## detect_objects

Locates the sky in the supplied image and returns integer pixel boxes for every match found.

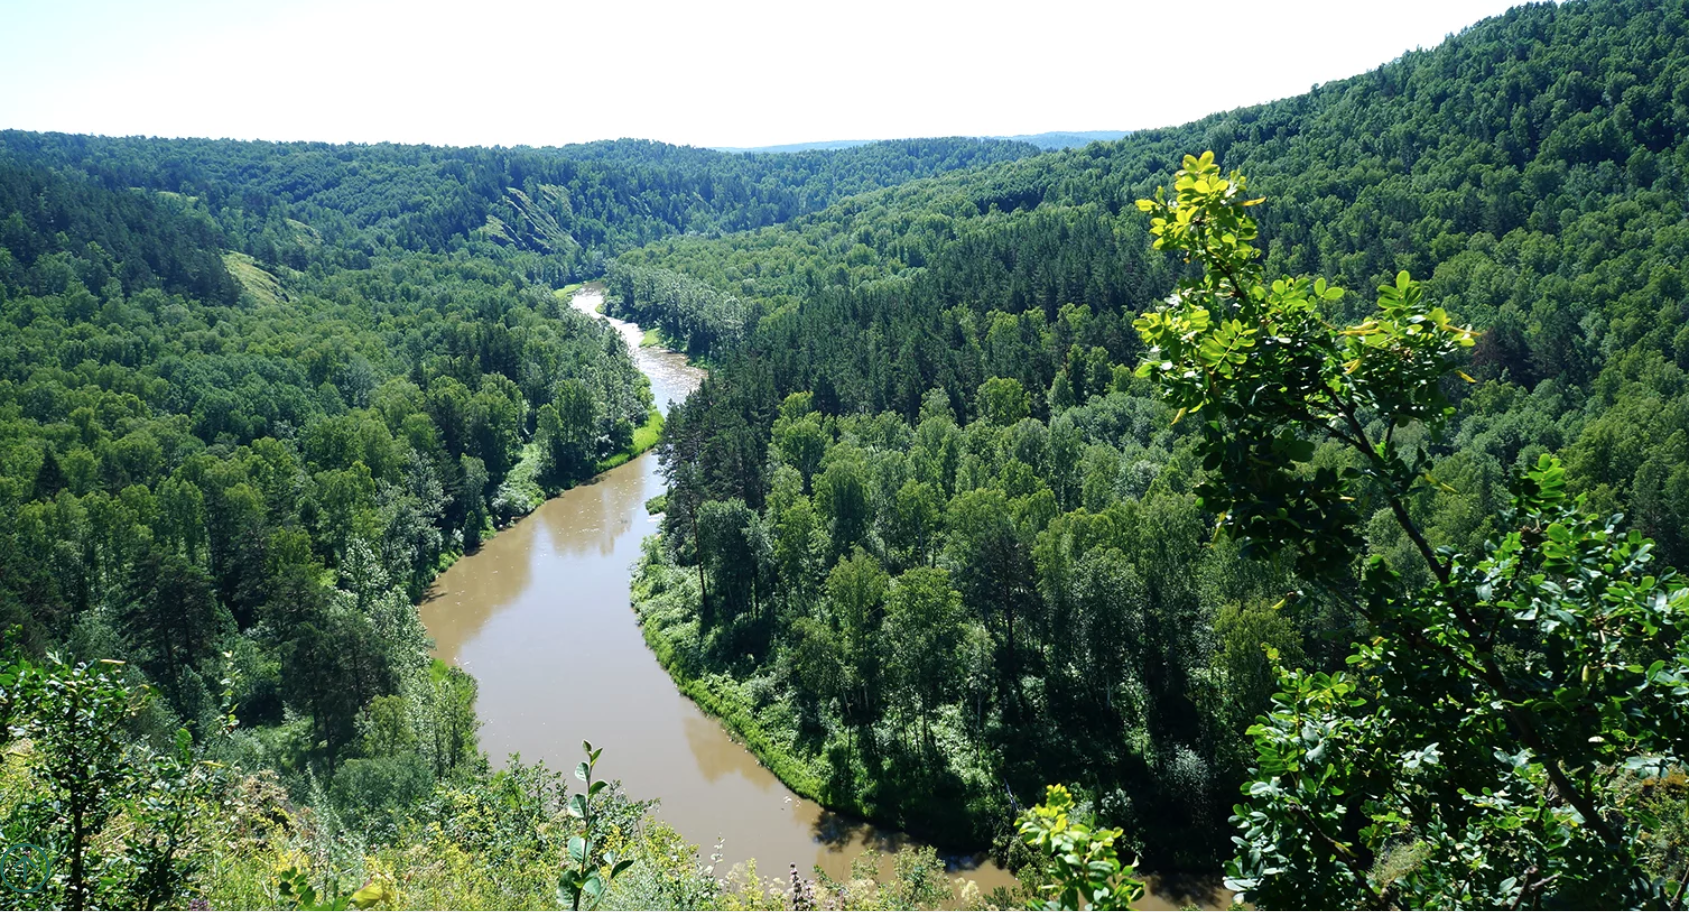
[1,0,1532,150]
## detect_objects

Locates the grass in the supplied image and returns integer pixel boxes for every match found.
[595,409,663,473]
[632,409,664,453]
[640,328,660,348]
[633,582,832,807]
[223,252,285,307]
[504,441,546,501]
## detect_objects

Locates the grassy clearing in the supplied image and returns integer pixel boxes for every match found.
[596,409,663,473]
[641,328,660,347]
[223,252,285,307]
[496,442,547,517]
[632,408,664,452]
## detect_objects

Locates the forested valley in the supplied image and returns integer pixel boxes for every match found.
[0,131,1045,909]
[7,0,1689,907]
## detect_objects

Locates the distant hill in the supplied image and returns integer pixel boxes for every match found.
[713,139,880,154]
[0,132,1041,272]
[716,131,1129,154]
[988,130,1130,149]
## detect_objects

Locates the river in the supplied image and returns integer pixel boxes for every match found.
[418,288,1221,909]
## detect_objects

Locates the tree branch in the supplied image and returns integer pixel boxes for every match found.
[1334,400,1449,585]
[1284,798,1385,908]
[1327,402,1625,848]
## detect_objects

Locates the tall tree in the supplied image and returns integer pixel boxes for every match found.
[883,567,966,749]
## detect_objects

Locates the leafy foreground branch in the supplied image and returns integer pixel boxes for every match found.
[1016,785,1144,911]
[0,650,230,910]
[1133,152,1689,909]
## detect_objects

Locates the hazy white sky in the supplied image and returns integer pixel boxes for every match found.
[2,0,1529,149]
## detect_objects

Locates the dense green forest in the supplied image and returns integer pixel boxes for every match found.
[0,132,1046,908]
[9,0,1689,906]
[615,0,1689,903]
[0,132,1040,282]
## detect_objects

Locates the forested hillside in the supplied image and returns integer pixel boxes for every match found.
[0,132,1046,908]
[619,0,1689,887]
[0,132,1040,280]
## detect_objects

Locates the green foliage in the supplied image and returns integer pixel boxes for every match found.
[1228,456,1689,908]
[604,264,750,359]
[1134,150,1474,579]
[1133,155,1689,907]
[628,0,1689,886]
[976,378,1032,428]
[14,0,1689,904]
[0,652,228,910]
[557,742,634,911]
[274,866,394,910]
[124,726,228,909]
[0,121,1044,912]
[1016,785,1143,910]
[11,655,143,909]
[0,132,1039,283]
[0,108,1131,912]
[646,367,1255,856]
[0,134,695,849]
[884,567,967,748]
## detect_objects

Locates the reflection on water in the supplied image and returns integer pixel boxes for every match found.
[537,472,636,560]
[418,514,538,667]
[681,713,758,785]
[419,289,1221,906]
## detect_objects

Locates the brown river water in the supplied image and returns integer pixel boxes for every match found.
[418,289,1222,909]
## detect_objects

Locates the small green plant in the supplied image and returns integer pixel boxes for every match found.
[122,728,224,909]
[275,867,393,910]
[557,741,633,910]
[1016,785,1143,910]
[0,652,238,910]
[8,655,143,910]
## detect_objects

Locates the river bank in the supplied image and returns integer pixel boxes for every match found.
[417,285,1225,908]
[579,285,1227,910]
[417,288,1033,897]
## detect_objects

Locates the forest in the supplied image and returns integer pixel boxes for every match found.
[617,0,1689,906]
[3,0,1689,907]
[0,131,1039,908]
[0,131,1039,283]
